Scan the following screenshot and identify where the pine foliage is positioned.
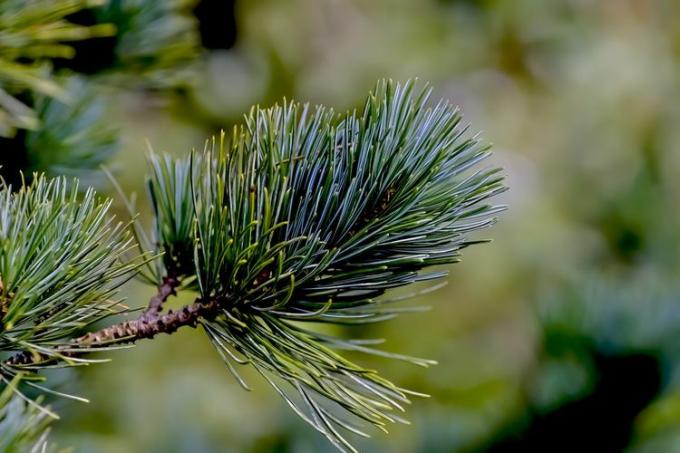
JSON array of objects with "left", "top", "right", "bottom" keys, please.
[
  {"left": 89, "top": 0, "right": 199, "bottom": 77},
  {"left": 0, "top": 0, "right": 115, "bottom": 136},
  {"left": 0, "top": 0, "right": 199, "bottom": 183},
  {"left": 144, "top": 80, "right": 505, "bottom": 450},
  {"left": 0, "top": 378, "right": 51, "bottom": 453},
  {"left": 21, "top": 77, "right": 118, "bottom": 185},
  {"left": 0, "top": 176, "right": 145, "bottom": 383},
  {"left": 0, "top": 79, "right": 505, "bottom": 452}
]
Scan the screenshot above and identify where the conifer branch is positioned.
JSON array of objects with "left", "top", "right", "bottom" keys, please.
[
  {"left": 0, "top": 80, "right": 506, "bottom": 452},
  {"left": 140, "top": 275, "right": 180, "bottom": 320},
  {"left": 6, "top": 294, "right": 218, "bottom": 367}
]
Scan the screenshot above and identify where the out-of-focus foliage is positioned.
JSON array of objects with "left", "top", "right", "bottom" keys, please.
[
  {"left": 57, "top": 0, "right": 200, "bottom": 82},
  {"left": 0, "top": 378, "right": 52, "bottom": 453},
  {"left": 0, "top": 0, "right": 114, "bottom": 136},
  {"left": 0, "top": 76, "right": 118, "bottom": 187},
  {"left": 0, "top": 0, "right": 201, "bottom": 185}
]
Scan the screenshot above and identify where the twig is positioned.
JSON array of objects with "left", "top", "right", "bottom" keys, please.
[
  {"left": 141, "top": 275, "right": 180, "bottom": 320},
  {"left": 6, "top": 296, "right": 220, "bottom": 367}
]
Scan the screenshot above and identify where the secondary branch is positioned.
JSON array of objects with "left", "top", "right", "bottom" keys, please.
[{"left": 141, "top": 275, "right": 180, "bottom": 319}]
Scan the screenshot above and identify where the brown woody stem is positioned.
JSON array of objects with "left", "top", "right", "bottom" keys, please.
[
  {"left": 6, "top": 288, "right": 220, "bottom": 366},
  {"left": 77, "top": 298, "right": 218, "bottom": 346},
  {"left": 141, "top": 275, "right": 180, "bottom": 319}
]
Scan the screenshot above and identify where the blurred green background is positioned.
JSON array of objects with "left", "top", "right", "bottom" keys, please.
[{"left": 21, "top": 0, "right": 680, "bottom": 451}]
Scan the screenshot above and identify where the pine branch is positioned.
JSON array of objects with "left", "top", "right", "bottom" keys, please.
[
  {"left": 0, "top": 174, "right": 150, "bottom": 383},
  {"left": 82, "top": 297, "right": 216, "bottom": 344},
  {"left": 0, "top": 80, "right": 506, "bottom": 453},
  {"left": 139, "top": 79, "right": 506, "bottom": 451},
  {"left": 140, "top": 275, "right": 180, "bottom": 320},
  {"left": 6, "top": 292, "right": 218, "bottom": 367}
]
